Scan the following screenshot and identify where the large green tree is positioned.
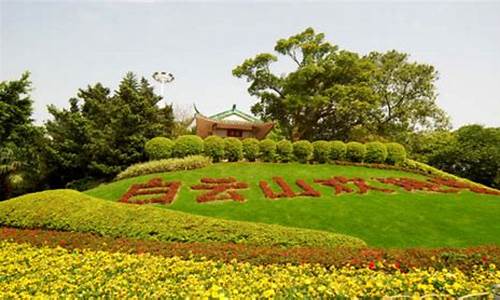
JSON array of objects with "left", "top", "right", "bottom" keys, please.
[
  {"left": 45, "top": 72, "right": 175, "bottom": 188},
  {"left": 233, "top": 27, "right": 450, "bottom": 141},
  {"left": 0, "top": 72, "right": 46, "bottom": 199}
]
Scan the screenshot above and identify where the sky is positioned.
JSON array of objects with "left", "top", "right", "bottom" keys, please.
[{"left": 1, "top": 1, "right": 499, "bottom": 128}]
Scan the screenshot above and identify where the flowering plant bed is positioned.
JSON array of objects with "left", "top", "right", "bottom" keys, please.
[
  {"left": 191, "top": 177, "right": 249, "bottom": 203},
  {"left": 120, "top": 178, "right": 181, "bottom": 205},
  {"left": 315, "top": 176, "right": 394, "bottom": 195},
  {"left": 259, "top": 177, "right": 320, "bottom": 199}
]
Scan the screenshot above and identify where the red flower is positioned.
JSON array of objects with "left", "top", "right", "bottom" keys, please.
[{"left": 368, "top": 261, "right": 376, "bottom": 270}]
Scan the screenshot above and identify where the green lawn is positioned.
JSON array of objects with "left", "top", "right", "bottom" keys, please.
[{"left": 86, "top": 162, "right": 500, "bottom": 248}]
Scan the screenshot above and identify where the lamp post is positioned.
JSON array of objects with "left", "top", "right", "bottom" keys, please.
[{"left": 152, "top": 71, "right": 175, "bottom": 105}]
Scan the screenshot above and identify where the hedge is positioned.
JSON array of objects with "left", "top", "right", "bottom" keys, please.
[
  {"left": 276, "top": 140, "right": 293, "bottom": 162},
  {"left": 293, "top": 141, "right": 313, "bottom": 163},
  {"left": 386, "top": 143, "right": 406, "bottom": 165},
  {"left": 312, "top": 141, "right": 331, "bottom": 164},
  {"left": 329, "top": 141, "right": 347, "bottom": 161},
  {"left": 172, "top": 135, "right": 204, "bottom": 158},
  {"left": 224, "top": 138, "right": 243, "bottom": 162},
  {"left": 365, "top": 142, "right": 388, "bottom": 164},
  {"left": 0, "top": 190, "right": 366, "bottom": 249},
  {"left": 203, "top": 136, "right": 224, "bottom": 162},
  {"left": 346, "top": 142, "right": 366, "bottom": 163},
  {"left": 242, "top": 138, "right": 259, "bottom": 162},
  {"left": 144, "top": 137, "right": 173, "bottom": 160},
  {"left": 259, "top": 139, "right": 276, "bottom": 162},
  {"left": 115, "top": 156, "right": 211, "bottom": 180}
]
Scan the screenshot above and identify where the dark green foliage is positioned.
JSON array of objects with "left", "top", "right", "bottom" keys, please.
[
  {"left": 172, "top": 135, "right": 203, "bottom": 158},
  {"left": 45, "top": 72, "right": 175, "bottom": 187},
  {"left": 242, "top": 138, "right": 259, "bottom": 162},
  {"left": 145, "top": 137, "right": 173, "bottom": 160},
  {"left": 365, "top": 142, "right": 388, "bottom": 163},
  {"left": 292, "top": 141, "right": 313, "bottom": 163},
  {"left": 329, "top": 141, "right": 347, "bottom": 161},
  {"left": 386, "top": 143, "right": 407, "bottom": 165},
  {"left": 276, "top": 140, "right": 293, "bottom": 162},
  {"left": 346, "top": 142, "right": 366, "bottom": 162},
  {"left": 312, "top": 141, "right": 331, "bottom": 164},
  {"left": 224, "top": 138, "right": 243, "bottom": 162},
  {"left": 259, "top": 139, "right": 276, "bottom": 162},
  {"left": 203, "top": 136, "right": 225, "bottom": 162},
  {"left": 0, "top": 190, "right": 365, "bottom": 248}
]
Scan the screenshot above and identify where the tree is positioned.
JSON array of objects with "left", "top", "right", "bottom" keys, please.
[
  {"left": 45, "top": 72, "right": 175, "bottom": 188},
  {"left": 0, "top": 72, "right": 46, "bottom": 199},
  {"left": 233, "top": 27, "right": 450, "bottom": 141}
]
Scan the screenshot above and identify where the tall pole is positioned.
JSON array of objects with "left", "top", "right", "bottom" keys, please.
[{"left": 152, "top": 71, "right": 175, "bottom": 106}]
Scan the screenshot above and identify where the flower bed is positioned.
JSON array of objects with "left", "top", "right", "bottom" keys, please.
[
  {"left": 191, "top": 177, "right": 249, "bottom": 203},
  {"left": 1, "top": 241, "right": 499, "bottom": 298},
  {"left": 259, "top": 177, "right": 320, "bottom": 199},
  {"left": 315, "top": 176, "right": 394, "bottom": 195},
  {"left": 120, "top": 178, "right": 181, "bottom": 205}
]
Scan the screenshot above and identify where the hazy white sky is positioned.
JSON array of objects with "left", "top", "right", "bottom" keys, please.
[{"left": 1, "top": 1, "right": 499, "bottom": 128}]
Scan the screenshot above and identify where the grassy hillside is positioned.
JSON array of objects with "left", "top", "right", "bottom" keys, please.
[
  {"left": 0, "top": 189, "right": 364, "bottom": 248},
  {"left": 87, "top": 162, "right": 500, "bottom": 248}
]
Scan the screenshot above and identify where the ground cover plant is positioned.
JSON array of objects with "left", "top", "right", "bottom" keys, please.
[
  {"left": 0, "top": 189, "right": 364, "bottom": 248},
  {"left": 87, "top": 163, "right": 500, "bottom": 248},
  {"left": 2, "top": 227, "right": 499, "bottom": 274},
  {"left": 1, "top": 241, "right": 498, "bottom": 298}
]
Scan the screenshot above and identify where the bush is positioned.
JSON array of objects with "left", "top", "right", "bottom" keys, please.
[
  {"left": 242, "top": 138, "right": 259, "bottom": 162},
  {"left": 386, "top": 143, "right": 407, "bottom": 165},
  {"left": 203, "top": 136, "right": 225, "bottom": 162},
  {"left": 312, "top": 141, "right": 331, "bottom": 164},
  {"left": 276, "top": 140, "right": 293, "bottom": 162},
  {"left": 0, "top": 190, "right": 366, "bottom": 248},
  {"left": 145, "top": 137, "right": 174, "bottom": 160},
  {"left": 259, "top": 139, "right": 276, "bottom": 162},
  {"left": 115, "top": 156, "right": 211, "bottom": 180},
  {"left": 224, "top": 138, "right": 243, "bottom": 162},
  {"left": 346, "top": 142, "right": 366, "bottom": 162},
  {"left": 329, "top": 141, "right": 347, "bottom": 161},
  {"left": 365, "top": 142, "right": 388, "bottom": 163},
  {"left": 293, "top": 141, "right": 313, "bottom": 163},
  {"left": 172, "top": 135, "right": 203, "bottom": 158}
]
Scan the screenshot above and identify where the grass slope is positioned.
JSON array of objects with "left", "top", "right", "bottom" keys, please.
[
  {"left": 0, "top": 190, "right": 364, "bottom": 248},
  {"left": 87, "top": 162, "right": 500, "bottom": 248}
]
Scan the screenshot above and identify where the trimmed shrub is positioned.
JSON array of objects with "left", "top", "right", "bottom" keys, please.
[
  {"left": 365, "top": 142, "right": 388, "bottom": 163},
  {"left": 203, "top": 136, "right": 225, "bottom": 162},
  {"left": 293, "top": 141, "right": 313, "bottom": 163},
  {"left": 259, "top": 139, "right": 276, "bottom": 162},
  {"left": 145, "top": 137, "right": 174, "bottom": 160},
  {"left": 312, "top": 141, "right": 331, "bottom": 164},
  {"left": 172, "top": 135, "right": 203, "bottom": 158},
  {"left": 115, "top": 156, "right": 211, "bottom": 180},
  {"left": 386, "top": 143, "right": 407, "bottom": 165},
  {"left": 329, "top": 141, "right": 347, "bottom": 161},
  {"left": 0, "top": 190, "right": 366, "bottom": 248},
  {"left": 242, "top": 138, "right": 259, "bottom": 162},
  {"left": 276, "top": 140, "right": 293, "bottom": 162},
  {"left": 224, "top": 137, "right": 243, "bottom": 162},
  {"left": 346, "top": 142, "right": 366, "bottom": 162}
]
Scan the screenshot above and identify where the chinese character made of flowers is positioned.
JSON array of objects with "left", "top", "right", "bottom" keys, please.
[{"left": 190, "top": 177, "right": 249, "bottom": 203}]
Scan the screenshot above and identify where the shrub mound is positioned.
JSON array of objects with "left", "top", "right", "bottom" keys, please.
[
  {"left": 203, "top": 136, "right": 224, "bottom": 162},
  {"left": 0, "top": 190, "right": 365, "bottom": 248},
  {"left": 276, "top": 140, "right": 293, "bottom": 162},
  {"left": 224, "top": 137, "right": 243, "bottom": 162},
  {"left": 242, "top": 138, "right": 259, "bottom": 162},
  {"left": 329, "top": 141, "right": 347, "bottom": 161},
  {"left": 312, "top": 141, "right": 331, "bottom": 164},
  {"left": 386, "top": 143, "right": 407, "bottom": 165},
  {"left": 346, "top": 142, "right": 366, "bottom": 162},
  {"left": 365, "top": 142, "right": 388, "bottom": 163},
  {"left": 115, "top": 156, "right": 211, "bottom": 180},
  {"left": 172, "top": 135, "right": 204, "bottom": 158},
  {"left": 259, "top": 139, "right": 276, "bottom": 162},
  {"left": 145, "top": 137, "right": 174, "bottom": 160},
  {"left": 293, "top": 141, "right": 313, "bottom": 163}
]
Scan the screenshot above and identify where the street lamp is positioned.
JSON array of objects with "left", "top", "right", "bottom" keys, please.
[{"left": 152, "top": 71, "right": 175, "bottom": 104}]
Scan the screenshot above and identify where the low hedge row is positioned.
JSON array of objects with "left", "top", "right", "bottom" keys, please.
[
  {"left": 115, "top": 156, "right": 211, "bottom": 180},
  {"left": 0, "top": 190, "right": 366, "bottom": 249},
  {"left": 145, "top": 135, "right": 407, "bottom": 165},
  {"left": 2, "top": 227, "right": 498, "bottom": 274}
]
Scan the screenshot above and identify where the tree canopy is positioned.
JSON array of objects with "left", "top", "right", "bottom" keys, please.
[{"left": 233, "top": 27, "right": 450, "bottom": 141}]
